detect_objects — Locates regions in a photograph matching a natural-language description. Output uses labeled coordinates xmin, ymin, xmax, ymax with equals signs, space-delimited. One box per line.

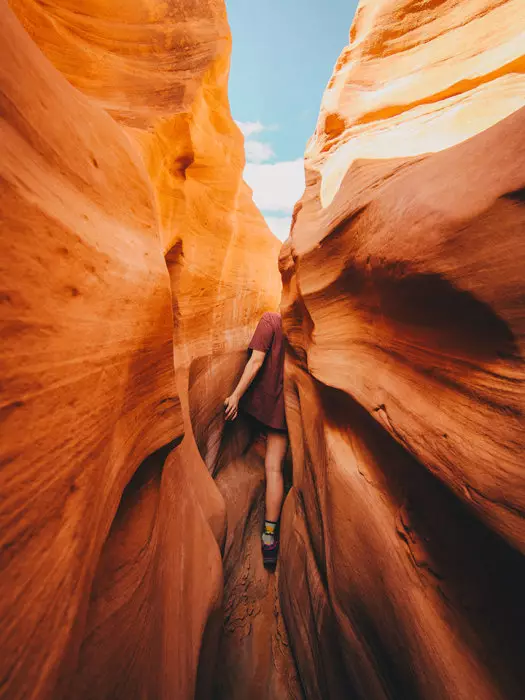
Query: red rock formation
xmin=5 ymin=0 xmax=524 ymax=698
xmin=0 ymin=3 xmax=182 ymax=697
xmin=10 ymin=0 xmax=281 ymax=353
xmin=281 ymin=1 xmax=525 ymax=698
xmin=1 ymin=2 xmax=281 ymax=700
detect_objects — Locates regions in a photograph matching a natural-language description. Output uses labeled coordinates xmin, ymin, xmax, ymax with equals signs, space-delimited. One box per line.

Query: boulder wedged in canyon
xmin=1 ymin=1 xmax=281 ymax=700
xmin=281 ymin=0 xmax=525 ymax=697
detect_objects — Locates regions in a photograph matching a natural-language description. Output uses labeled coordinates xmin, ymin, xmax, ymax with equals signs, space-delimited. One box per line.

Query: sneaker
xmin=262 ymin=535 xmax=279 ymax=568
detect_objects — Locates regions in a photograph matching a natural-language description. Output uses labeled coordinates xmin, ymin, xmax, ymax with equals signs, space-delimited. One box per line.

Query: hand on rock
xmin=224 ymin=394 xmax=239 ymax=421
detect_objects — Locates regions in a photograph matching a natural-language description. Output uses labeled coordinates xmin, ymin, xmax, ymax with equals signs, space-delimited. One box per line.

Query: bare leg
xmin=264 ymin=431 xmax=288 ymax=522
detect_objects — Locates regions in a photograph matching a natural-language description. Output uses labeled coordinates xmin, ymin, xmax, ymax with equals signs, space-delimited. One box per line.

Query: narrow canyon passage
xmin=1 ymin=1 xmax=524 ymax=700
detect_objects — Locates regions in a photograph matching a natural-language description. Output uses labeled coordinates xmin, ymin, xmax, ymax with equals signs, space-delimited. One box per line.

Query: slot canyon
xmin=0 ymin=0 xmax=524 ymax=698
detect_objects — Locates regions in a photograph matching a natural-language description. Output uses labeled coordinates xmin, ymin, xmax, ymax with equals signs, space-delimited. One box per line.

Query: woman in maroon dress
xmin=224 ymin=312 xmax=287 ymax=567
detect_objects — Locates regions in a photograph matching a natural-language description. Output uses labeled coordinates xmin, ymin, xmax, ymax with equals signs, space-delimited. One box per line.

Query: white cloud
xmin=244 ymin=139 xmax=274 ymax=163
xmin=264 ymin=215 xmax=292 ymax=241
xmin=244 ymin=158 xmax=305 ymax=214
xmin=236 ymin=121 xmax=277 ymax=164
xmin=236 ymin=120 xmax=265 ymax=137
xmin=235 ymin=120 xmax=303 ymax=235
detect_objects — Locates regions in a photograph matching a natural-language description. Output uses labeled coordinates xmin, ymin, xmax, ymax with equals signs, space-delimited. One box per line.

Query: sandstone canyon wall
xmin=0 ymin=1 xmax=283 ymax=699
xmin=2 ymin=0 xmax=525 ymax=699
xmin=280 ymin=0 xmax=525 ymax=698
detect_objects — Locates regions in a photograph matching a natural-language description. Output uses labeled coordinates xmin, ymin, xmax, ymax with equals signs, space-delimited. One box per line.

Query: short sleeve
xmin=249 ymin=314 xmax=274 ymax=352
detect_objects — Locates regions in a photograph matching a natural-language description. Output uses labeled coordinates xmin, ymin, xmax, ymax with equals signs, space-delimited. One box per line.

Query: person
xmin=224 ymin=311 xmax=288 ymax=567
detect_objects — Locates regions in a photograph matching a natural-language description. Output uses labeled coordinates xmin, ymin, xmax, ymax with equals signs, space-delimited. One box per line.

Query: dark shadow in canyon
xmin=317 ymin=381 xmax=525 ymax=699
xmin=186 ymin=351 xmax=300 ymax=699
xmin=69 ymin=438 xmax=182 ymax=699
xmin=331 ymin=263 xmax=519 ymax=364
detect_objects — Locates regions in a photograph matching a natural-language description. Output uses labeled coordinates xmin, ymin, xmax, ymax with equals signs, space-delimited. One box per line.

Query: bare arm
xmin=224 ymin=350 xmax=265 ymax=420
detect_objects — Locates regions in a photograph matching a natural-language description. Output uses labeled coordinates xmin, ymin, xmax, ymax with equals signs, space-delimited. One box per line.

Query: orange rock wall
xmin=1 ymin=1 xmax=281 ymax=699
xmin=281 ymin=0 xmax=525 ymax=698
xmin=3 ymin=0 xmax=524 ymax=698
xmin=9 ymin=0 xmax=281 ymax=360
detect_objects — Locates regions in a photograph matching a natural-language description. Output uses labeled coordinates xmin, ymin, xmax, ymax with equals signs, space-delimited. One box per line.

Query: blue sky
xmin=225 ymin=0 xmax=359 ymax=240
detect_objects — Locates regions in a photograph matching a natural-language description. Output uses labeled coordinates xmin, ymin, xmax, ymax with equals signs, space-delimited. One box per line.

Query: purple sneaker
xmin=262 ymin=535 xmax=279 ymax=568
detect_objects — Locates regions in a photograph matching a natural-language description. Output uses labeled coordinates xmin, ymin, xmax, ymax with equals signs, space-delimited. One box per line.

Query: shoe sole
xmin=262 ymin=548 xmax=279 ymax=568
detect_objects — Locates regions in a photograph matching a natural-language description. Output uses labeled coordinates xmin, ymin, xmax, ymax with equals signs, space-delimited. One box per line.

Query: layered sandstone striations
xmin=10 ymin=0 xmax=281 ymax=360
xmin=281 ymin=0 xmax=525 ymax=698
xmin=1 ymin=1 xmax=281 ymax=700
xmin=4 ymin=0 xmax=524 ymax=699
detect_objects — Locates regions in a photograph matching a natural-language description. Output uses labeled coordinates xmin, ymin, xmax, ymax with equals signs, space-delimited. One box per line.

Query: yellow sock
xmin=262 ymin=520 xmax=277 ymax=545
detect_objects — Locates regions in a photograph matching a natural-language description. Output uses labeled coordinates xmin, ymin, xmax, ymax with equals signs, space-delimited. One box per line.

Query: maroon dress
xmin=241 ymin=312 xmax=287 ymax=431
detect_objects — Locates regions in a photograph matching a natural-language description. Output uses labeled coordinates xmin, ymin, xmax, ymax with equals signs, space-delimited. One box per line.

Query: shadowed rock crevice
xmin=332 ymin=265 xmax=520 ymax=361
xmin=319 ymin=383 xmax=525 ymax=696
xmin=279 ymin=489 xmax=352 ymax=700
xmin=70 ymin=439 xmax=181 ymax=699
xmin=187 ymin=352 xmax=300 ymax=699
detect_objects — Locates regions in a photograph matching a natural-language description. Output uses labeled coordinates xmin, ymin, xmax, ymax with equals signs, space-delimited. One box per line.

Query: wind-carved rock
xmin=2 ymin=0 xmax=525 ymax=699
xmin=0 ymin=1 xmax=281 ymax=699
xmin=280 ymin=0 xmax=525 ymax=698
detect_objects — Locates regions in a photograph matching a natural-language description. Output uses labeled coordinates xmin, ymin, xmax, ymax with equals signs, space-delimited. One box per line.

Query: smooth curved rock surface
xmin=11 ymin=0 xmax=282 ymax=355
xmin=0 ymin=3 xmax=182 ymax=697
xmin=305 ymin=0 xmax=525 ymax=215
xmin=1 ymin=1 xmax=281 ymax=699
xmin=5 ymin=0 xmax=524 ymax=698
xmin=281 ymin=1 xmax=525 ymax=698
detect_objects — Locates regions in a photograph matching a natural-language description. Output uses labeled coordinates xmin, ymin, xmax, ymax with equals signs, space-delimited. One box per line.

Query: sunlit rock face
xmin=9 ymin=0 xmax=281 ymax=361
xmin=4 ymin=0 xmax=525 ymax=697
xmin=1 ymin=1 xmax=280 ymax=700
xmin=304 ymin=0 xmax=525 ymax=219
xmin=281 ymin=0 xmax=525 ymax=698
